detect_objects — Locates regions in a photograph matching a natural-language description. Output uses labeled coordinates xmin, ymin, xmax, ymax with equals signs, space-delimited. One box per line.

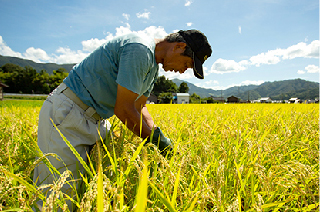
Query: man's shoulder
xmin=125 ymin=32 xmax=151 ymax=41
xmin=121 ymin=33 xmax=155 ymax=51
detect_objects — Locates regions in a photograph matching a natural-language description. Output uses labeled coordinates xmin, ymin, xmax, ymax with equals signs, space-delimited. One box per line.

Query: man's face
xmin=162 ymin=43 xmax=194 ymax=74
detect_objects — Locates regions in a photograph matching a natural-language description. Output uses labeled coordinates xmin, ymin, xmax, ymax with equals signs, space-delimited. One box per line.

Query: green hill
xmin=238 ymin=79 xmax=319 ymax=100
xmin=173 ymin=78 xmax=319 ymax=100
xmin=0 ymin=55 xmax=76 ymax=75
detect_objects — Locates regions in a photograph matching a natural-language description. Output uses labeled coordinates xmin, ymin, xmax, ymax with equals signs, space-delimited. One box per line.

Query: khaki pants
xmin=33 ymin=83 xmax=110 ymax=211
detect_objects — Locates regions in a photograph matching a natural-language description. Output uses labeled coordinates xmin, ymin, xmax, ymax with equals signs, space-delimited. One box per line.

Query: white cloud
xmin=238 ymin=26 xmax=241 ymax=34
xmin=0 ymin=35 xmax=89 ymax=64
xmin=70 ymin=25 xmax=167 ymax=64
xmin=66 ymin=25 xmax=167 ymax=64
xmin=209 ymin=40 xmax=320 ymax=74
xmin=282 ymin=40 xmax=320 ymax=59
xmin=81 ymin=24 xmax=133 ymax=52
xmin=122 ymin=13 xmax=130 ymax=21
xmin=23 ymin=47 xmax=51 ymax=63
xmin=82 ymin=38 xmax=107 ymax=52
xmin=1 ymin=25 xmax=164 ymax=64
xmin=185 ymin=0 xmax=192 ymax=6
xmin=297 ymin=65 xmax=319 ymax=74
xmin=249 ymin=40 xmax=319 ymax=67
xmin=53 ymin=47 xmax=89 ymax=64
xmin=1 ymin=36 xmax=52 ymax=63
xmin=210 ymin=58 xmax=248 ymax=74
xmin=137 ymin=26 xmax=167 ymax=39
xmin=187 ymin=22 xmax=193 ymax=27
xmin=114 ymin=23 xmax=133 ymax=36
xmin=136 ymin=12 xmax=150 ymax=19
xmin=202 ymin=66 xmax=209 ymax=75
xmin=159 ymin=65 xmax=193 ymax=80
xmin=250 ymin=49 xmax=282 ymax=67
xmin=0 ymin=36 xmax=22 ymax=58
xmin=305 ymin=64 xmax=319 ymax=73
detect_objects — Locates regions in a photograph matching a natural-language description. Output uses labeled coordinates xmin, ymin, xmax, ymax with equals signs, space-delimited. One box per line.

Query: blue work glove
xmin=146 ymin=127 xmax=173 ymax=157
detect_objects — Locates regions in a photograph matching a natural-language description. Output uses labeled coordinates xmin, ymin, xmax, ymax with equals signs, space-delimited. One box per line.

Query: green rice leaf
xmin=135 ymin=156 xmax=148 ymax=212
xmin=149 ymin=180 xmax=176 ymax=212
xmin=171 ymin=161 xmax=181 ymax=207
xmin=96 ymin=140 xmax=104 ymax=212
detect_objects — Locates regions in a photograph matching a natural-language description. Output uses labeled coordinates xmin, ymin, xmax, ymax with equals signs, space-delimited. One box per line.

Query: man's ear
xmin=173 ymin=42 xmax=187 ymax=51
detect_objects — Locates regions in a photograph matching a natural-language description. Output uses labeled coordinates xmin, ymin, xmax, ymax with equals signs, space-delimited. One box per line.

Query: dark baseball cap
xmin=178 ymin=30 xmax=212 ymax=79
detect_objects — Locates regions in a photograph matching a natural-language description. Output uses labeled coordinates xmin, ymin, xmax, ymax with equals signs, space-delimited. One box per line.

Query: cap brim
xmin=193 ymin=56 xmax=204 ymax=79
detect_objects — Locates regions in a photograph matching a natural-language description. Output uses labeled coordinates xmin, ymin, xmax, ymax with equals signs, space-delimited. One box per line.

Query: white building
xmin=173 ymin=93 xmax=190 ymax=104
xmin=289 ymin=97 xmax=301 ymax=104
xmin=259 ymin=97 xmax=272 ymax=103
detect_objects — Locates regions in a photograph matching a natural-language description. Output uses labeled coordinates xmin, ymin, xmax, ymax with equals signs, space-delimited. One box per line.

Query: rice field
xmin=0 ymin=100 xmax=319 ymax=211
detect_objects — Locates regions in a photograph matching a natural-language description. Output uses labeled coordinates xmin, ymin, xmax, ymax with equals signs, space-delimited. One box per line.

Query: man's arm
xmin=134 ymin=94 xmax=157 ymax=131
xmin=115 ymin=84 xmax=173 ymax=156
xmin=114 ymin=84 xmax=153 ymax=139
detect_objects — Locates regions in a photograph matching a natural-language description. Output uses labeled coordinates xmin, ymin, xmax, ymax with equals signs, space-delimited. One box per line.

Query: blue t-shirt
xmin=63 ymin=33 xmax=159 ymax=119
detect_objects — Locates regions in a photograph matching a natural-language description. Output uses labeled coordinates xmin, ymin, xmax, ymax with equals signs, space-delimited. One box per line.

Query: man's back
xmin=64 ymin=32 xmax=159 ymax=119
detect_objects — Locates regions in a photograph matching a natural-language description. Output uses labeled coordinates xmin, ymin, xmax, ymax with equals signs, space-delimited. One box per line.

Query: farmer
xmin=33 ymin=29 xmax=212 ymax=211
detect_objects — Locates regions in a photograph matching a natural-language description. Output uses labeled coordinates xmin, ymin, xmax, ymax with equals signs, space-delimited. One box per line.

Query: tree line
xmin=0 ymin=63 xmax=68 ymax=94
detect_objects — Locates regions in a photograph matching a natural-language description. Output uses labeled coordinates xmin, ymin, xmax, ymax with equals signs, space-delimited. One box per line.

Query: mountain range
xmin=172 ymin=78 xmax=319 ymax=100
xmin=0 ymin=55 xmax=75 ymax=75
xmin=1 ymin=55 xmax=319 ymax=100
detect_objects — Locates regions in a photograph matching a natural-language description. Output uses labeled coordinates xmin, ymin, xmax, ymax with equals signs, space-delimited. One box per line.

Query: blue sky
xmin=0 ymin=0 xmax=319 ymax=90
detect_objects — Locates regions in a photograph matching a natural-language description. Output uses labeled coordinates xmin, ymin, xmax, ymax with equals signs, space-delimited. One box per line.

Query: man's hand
xmin=146 ymin=127 xmax=173 ymax=157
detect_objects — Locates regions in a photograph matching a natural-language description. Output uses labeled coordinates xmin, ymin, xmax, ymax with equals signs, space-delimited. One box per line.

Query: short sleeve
xmin=116 ymin=43 xmax=151 ymax=95
xmin=143 ymin=73 xmax=158 ymax=97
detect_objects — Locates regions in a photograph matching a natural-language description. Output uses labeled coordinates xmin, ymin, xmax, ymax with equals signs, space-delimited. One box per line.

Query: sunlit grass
xmin=0 ymin=101 xmax=319 ymax=211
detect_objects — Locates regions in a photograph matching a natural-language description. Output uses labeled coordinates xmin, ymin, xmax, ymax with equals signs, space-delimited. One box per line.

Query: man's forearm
xmin=115 ymin=104 xmax=153 ymax=139
xmin=114 ymin=85 xmax=156 ymax=139
xmin=141 ymin=106 xmax=157 ymax=131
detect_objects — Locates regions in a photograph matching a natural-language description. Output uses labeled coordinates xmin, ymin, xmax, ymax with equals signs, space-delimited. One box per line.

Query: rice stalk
xmin=134 ymin=152 xmax=148 ymax=212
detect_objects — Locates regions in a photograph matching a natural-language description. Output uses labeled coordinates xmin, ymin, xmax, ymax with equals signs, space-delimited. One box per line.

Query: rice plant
xmin=0 ymin=100 xmax=318 ymax=211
